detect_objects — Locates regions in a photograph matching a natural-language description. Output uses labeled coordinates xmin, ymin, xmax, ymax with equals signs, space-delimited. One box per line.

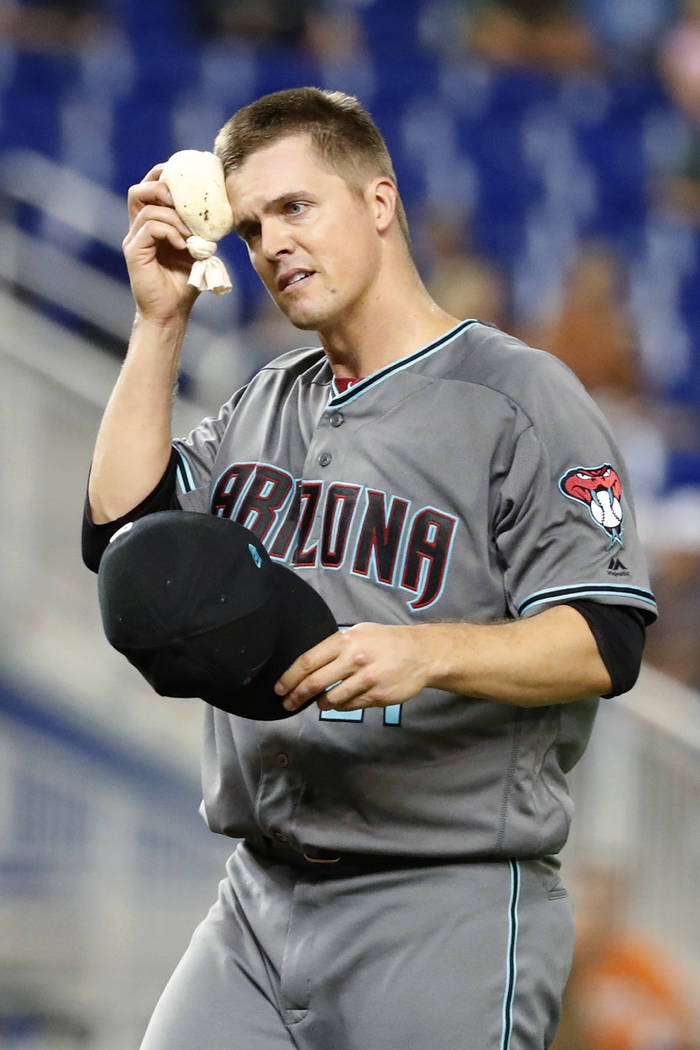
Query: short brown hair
xmin=214 ymin=87 xmax=410 ymax=244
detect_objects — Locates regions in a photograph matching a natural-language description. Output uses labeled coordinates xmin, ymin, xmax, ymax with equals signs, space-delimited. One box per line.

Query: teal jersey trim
xmin=173 ymin=446 xmax=196 ymax=494
xmin=500 ymin=859 xmax=521 ymax=1050
xmin=328 ymin=319 xmax=482 ymax=407
xmin=518 ymin=583 xmax=657 ymax=619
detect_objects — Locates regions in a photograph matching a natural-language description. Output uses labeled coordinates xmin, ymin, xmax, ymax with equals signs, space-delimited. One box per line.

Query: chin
xmin=290 ymin=316 xmax=324 ymax=332
xmin=281 ymin=303 xmax=330 ymax=332
xmin=275 ymin=289 xmax=342 ymax=333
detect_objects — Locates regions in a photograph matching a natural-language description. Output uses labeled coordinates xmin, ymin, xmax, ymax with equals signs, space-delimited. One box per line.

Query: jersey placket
xmin=287 ymin=402 xmax=355 ymax=576
xmin=253 ymin=401 xmax=352 ymax=852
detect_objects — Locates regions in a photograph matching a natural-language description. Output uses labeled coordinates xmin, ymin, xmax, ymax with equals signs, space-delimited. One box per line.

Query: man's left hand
xmin=274 ymin=623 xmax=435 ymax=714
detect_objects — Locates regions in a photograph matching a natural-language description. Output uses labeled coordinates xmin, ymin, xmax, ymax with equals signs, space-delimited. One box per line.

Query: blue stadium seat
xmin=111 ymin=96 xmax=176 ymax=193
xmin=0 ymin=87 xmax=61 ymax=158
xmin=0 ymin=49 xmax=77 ymax=158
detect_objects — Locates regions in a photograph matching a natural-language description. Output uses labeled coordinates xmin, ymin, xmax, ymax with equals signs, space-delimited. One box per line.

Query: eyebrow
xmin=234 ymin=191 xmax=312 ymax=237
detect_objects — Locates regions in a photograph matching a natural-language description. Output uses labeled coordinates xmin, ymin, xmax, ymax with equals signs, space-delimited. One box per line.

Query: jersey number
xmin=320 ymin=705 xmax=402 ymax=726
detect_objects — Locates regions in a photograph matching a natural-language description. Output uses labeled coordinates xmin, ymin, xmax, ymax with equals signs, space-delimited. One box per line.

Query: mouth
xmin=278 ymin=269 xmax=315 ymax=293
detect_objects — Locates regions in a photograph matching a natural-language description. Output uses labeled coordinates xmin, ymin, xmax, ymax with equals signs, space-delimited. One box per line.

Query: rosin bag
xmin=161 ymin=150 xmax=235 ymax=295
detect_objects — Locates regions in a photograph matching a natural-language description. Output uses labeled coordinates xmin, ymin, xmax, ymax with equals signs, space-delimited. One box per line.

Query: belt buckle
xmin=303 ymin=851 xmax=342 ymax=864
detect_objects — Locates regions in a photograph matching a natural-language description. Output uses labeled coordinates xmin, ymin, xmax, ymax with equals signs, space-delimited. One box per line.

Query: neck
xmin=317 ymin=256 xmax=460 ymax=380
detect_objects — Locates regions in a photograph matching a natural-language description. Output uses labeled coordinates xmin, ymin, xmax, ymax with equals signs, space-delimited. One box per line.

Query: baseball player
xmin=83 ymin=88 xmax=657 ymax=1050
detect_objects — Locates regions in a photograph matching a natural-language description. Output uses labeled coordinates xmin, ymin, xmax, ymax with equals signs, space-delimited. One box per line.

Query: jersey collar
xmin=327 ymin=318 xmax=480 ymax=407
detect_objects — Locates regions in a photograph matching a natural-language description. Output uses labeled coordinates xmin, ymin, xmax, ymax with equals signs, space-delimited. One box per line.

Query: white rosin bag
xmin=160 ymin=150 xmax=235 ymax=294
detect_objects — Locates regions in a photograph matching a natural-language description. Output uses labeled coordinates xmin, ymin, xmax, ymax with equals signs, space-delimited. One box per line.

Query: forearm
xmin=422 ymin=605 xmax=611 ymax=706
xmin=276 ymin=605 xmax=613 ymax=714
xmin=88 ymin=314 xmax=187 ymax=523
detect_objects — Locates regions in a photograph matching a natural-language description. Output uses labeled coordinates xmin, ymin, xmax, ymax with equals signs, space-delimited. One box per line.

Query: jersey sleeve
xmin=171 ymin=385 xmax=248 ymax=513
xmin=492 ymin=359 xmax=657 ymax=624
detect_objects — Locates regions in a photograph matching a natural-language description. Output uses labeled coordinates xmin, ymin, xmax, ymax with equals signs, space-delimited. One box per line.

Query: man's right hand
xmin=123 ymin=164 xmax=200 ymax=325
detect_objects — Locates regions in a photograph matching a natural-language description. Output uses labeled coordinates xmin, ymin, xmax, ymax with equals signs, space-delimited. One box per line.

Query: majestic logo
xmin=607 ymin=556 xmax=629 ymax=577
xmin=559 ymin=463 xmax=624 ymax=547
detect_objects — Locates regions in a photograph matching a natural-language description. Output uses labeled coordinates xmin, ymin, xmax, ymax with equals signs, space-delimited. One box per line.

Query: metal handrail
xmin=0 ymin=147 xmax=127 ymax=250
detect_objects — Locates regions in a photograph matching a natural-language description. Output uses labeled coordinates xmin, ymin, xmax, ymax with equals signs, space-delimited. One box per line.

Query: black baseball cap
xmin=97 ymin=510 xmax=337 ymax=720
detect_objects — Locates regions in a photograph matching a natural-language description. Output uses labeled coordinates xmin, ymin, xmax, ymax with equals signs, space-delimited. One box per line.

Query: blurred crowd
xmin=1 ymin=0 xmax=699 ymax=89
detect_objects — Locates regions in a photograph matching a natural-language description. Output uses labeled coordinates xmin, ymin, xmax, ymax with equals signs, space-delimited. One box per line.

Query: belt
xmin=243 ymin=835 xmax=464 ymax=877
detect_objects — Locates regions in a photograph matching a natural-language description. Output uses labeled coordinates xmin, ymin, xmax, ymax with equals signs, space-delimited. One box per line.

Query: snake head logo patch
xmin=559 ymin=463 xmax=624 ymax=547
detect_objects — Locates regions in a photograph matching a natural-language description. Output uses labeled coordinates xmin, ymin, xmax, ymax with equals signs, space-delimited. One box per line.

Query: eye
xmin=286 ymin=201 xmax=307 ymax=216
xmin=576 ymin=472 xmax=592 ymax=480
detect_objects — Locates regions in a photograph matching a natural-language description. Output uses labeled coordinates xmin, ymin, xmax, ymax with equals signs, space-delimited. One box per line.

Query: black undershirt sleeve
xmin=565 ymin=599 xmax=648 ymax=699
xmin=81 ymin=449 xmax=181 ymax=573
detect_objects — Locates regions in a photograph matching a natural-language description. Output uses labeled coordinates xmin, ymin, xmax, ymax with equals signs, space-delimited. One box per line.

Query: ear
xmin=368 ymin=177 xmax=398 ymax=234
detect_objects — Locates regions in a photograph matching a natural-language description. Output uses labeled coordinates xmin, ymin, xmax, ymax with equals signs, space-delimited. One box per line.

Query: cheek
xmin=345 ymin=232 xmax=380 ymax=291
xmin=329 ymin=219 xmax=378 ymax=282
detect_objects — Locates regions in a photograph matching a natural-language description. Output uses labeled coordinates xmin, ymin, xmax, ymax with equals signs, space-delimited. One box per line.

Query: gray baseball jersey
xmin=172 ymin=319 xmax=656 ymax=862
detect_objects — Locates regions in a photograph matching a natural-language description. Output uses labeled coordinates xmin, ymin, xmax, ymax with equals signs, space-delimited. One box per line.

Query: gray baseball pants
xmin=140 ymin=842 xmax=574 ymax=1050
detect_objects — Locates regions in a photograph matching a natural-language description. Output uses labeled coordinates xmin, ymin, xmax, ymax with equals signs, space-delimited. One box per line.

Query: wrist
xmin=417 ymin=622 xmax=473 ymax=691
xmin=132 ymin=308 xmax=191 ymax=338
xmin=129 ymin=313 xmax=190 ymax=379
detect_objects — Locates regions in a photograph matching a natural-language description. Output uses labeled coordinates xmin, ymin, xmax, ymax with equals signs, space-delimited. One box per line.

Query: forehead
xmin=225 ymin=133 xmax=353 ymax=218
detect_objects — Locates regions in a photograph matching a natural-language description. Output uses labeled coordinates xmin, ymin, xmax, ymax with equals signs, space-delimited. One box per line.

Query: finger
xmin=274 ymin=633 xmax=344 ymax=697
xmin=279 ymin=649 xmax=353 ymax=709
xmin=277 ymin=655 xmax=346 ymax=713
xmin=123 ymin=218 xmax=190 ymax=257
xmin=143 ymin=163 xmax=166 ymax=182
xmin=315 ymin=679 xmax=374 ymax=711
xmin=282 ymin=654 xmax=380 ymax=712
xmin=125 ymin=205 xmax=192 ymax=245
xmin=127 ymin=179 xmax=175 ymax=222
xmin=131 ymin=202 xmax=192 ymax=239
xmin=281 ymin=665 xmax=347 ymax=712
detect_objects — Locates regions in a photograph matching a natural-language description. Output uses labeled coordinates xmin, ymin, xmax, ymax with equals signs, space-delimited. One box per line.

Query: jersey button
xmin=276 ymin=753 xmax=290 ymax=767
xmin=318 ymin=451 xmax=332 ymax=467
xmin=329 ymin=412 xmax=344 ymax=428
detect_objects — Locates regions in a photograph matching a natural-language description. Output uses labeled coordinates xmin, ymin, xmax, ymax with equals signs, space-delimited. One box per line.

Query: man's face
xmin=226 ymin=134 xmax=383 ymax=332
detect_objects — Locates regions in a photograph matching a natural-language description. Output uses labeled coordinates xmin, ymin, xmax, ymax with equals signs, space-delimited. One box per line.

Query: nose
xmin=260 ymin=217 xmax=293 ymax=260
